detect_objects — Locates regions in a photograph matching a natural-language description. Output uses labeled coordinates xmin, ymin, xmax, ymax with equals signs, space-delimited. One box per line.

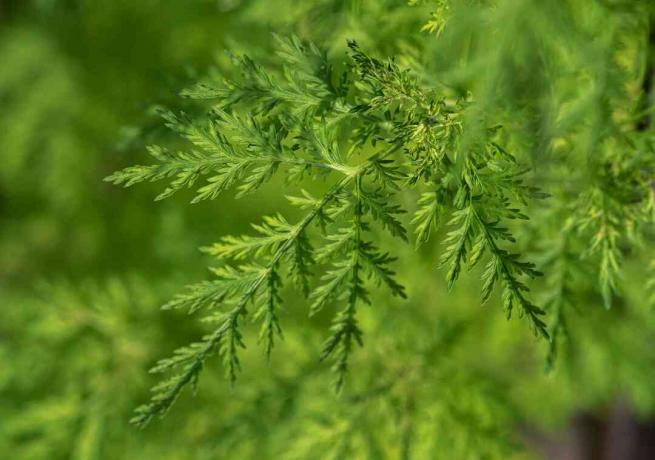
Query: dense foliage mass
xmin=2 ymin=1 xmax=655 ymax=459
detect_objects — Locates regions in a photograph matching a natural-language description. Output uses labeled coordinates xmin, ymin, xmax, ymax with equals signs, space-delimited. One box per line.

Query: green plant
xmin=3 ymin=0 xmax=655 ymax=458
xmin=109 ymin=18 xmax=654 ymax=424
xmin=108 ymin=2 xmax=653 ymax=442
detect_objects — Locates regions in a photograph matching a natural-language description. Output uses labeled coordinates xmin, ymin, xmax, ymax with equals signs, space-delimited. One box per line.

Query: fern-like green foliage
xmin=5 ymin=0 xmax=655 ymax=457
xmin=108 ymin=35 xmax=550 ymax=426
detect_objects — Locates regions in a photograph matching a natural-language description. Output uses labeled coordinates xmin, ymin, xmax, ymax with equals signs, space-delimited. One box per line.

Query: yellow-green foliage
xmin=2 ymin=1 xmax=655 ymax=459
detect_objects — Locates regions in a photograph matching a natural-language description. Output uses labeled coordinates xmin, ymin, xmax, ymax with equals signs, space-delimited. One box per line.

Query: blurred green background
xmin=1 ymin=1 xmax=654 ymax=459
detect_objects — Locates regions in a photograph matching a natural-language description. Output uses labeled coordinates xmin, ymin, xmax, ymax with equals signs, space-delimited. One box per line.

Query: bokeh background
xmin=1 ymin=1 xmax=654 ymax=459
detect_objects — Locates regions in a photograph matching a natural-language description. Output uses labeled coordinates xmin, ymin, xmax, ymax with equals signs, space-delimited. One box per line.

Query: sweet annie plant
xmin=107 ymin=1 xmax=655 ymax=429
